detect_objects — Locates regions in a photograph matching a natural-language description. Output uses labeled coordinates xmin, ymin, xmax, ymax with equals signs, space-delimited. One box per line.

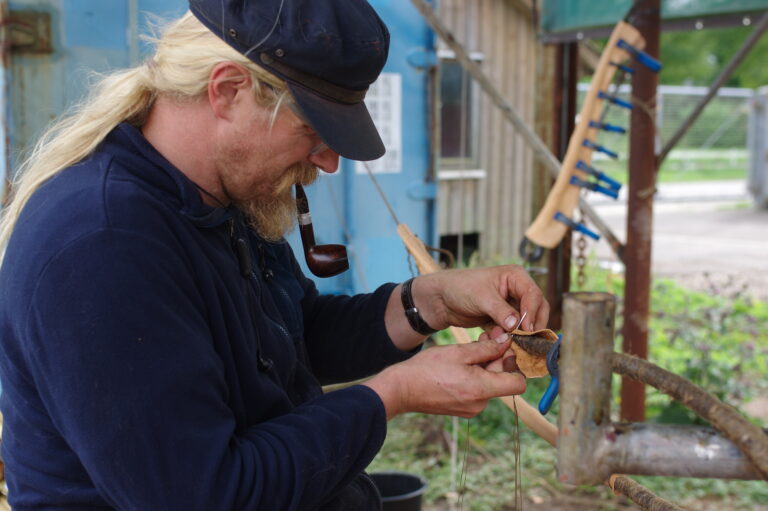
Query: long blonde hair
xmin=0 ymin=12 xmax=289 ymax=254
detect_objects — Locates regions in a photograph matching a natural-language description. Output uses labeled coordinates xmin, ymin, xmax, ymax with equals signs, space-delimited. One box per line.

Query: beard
xmin=237 ymin=161 xmax=319 ymax=241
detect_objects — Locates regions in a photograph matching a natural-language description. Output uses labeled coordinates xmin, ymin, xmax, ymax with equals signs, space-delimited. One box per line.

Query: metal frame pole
xmin=657 ymin=11 xmax=768 ymax=166
xmin=621 ymin=0 xmax=660 ymax=422
xmin=545 ymin=42 xmax=578 ymax=330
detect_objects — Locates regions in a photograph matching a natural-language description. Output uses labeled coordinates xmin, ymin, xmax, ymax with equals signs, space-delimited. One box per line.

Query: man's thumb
xmin=464 ymin=335 xmax=509 ymax=365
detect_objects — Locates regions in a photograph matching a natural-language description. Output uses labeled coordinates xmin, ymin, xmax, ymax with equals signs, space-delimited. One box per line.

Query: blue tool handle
xmin=597 ymin=172 xmax=622 ymax=191
xmin=617 ymin=38 xmax=662 ymax=72
xmin=597 ymin=91 xmax=633 ymax=110
xmin=575 ymin=223 xmax=600 ymax=240
xmin=570 ymin=175 xmax=619 ymax=200
xmin=538 ymin=376 xmax=559 ymax=415
xmin=593 ymin=182 xmax=619 ymax=199
xmin=582 ymin=139 xmax=619 ymax=159
xmin=610 ymin=61 xmax=635 ymax=74
xmin=553 ymin=212 xmax=601 ymax=240
xmin=588 ymin=120 xmax=626 ymax=134
xmin=575 ymin=160 xmax=623 ymax=191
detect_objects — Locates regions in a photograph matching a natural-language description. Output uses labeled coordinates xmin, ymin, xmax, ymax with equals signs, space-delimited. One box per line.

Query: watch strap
xmin=401 ymin=277 xmax=439 ymax=336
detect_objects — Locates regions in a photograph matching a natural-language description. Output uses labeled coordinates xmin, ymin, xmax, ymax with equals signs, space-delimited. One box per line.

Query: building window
xmin=438 ymin=52 xmax=482 ymax=167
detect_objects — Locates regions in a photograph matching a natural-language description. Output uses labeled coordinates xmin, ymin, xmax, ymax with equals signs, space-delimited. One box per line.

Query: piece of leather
xmin=508 ymin=328 xmax=558 ymax=379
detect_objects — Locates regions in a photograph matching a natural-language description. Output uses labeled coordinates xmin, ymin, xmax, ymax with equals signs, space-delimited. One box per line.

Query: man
xmin=0 ymin=1 xmax=549 ymax=509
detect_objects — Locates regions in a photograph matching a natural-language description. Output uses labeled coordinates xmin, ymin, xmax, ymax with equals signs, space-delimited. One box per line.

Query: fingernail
xmin=504 ymin=315 xmax=517 ymax=330
xmin=494 ymin=333 xmax=509 ymax=344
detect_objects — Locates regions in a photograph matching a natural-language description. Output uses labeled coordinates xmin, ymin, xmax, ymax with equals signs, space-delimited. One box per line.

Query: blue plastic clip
xmin=588 ymin=120 xmax=626 ymax=134
xmin=582 ymin=139 xmax=618 ymax=159
xmin=538 ymin=335 xmax=562 ymax=415
xmin=597 ymin=90 xmax=634 ymax=110
xmin=570 ymin=175 xmax=619 ymax=200
xmin=616 ymin=39 xmax=662 ymax=73
xmin=575 ymin=160 xmax=622 ymax=191
xmin=553 ymin=212 xmax=600 ymax=240
xmin=610 ymin=61 xmax=635 ymax=74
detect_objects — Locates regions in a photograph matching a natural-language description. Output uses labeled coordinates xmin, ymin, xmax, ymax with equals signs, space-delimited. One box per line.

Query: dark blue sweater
xmin=0 ymin=123 xmax=412 ymax=510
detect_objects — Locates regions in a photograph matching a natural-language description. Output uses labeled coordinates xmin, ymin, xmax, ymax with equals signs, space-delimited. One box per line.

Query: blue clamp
xmin=588 ymin=120 xmax=626 ymax=134
xmin=582 ymin=139 xmax=618 ymax=159
xmin=597 ymin=90 xmax=634 ymax=110
xmin=570 ymin=175 xmax=620 ymax=200
xmin=610 ymin=61 xmax=635 ymax=75
xmin=538 ymin=335 xmax=562 ymax=415
xmin=616 ymin=39 xmax=662 ymax=73
xmin=576 ymin=160 xmax=622 ymax=192
xmin=553 ymin=212 xmax=600 ymax=240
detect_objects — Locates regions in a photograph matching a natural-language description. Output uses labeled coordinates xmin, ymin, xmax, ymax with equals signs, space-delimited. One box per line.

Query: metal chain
xmin=576 ymin=233 xmax=588 ymax=289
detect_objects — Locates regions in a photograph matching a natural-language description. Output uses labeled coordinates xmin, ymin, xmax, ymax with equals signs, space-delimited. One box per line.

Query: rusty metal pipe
xmin=622 ymin=0 xmax=660 ymax=422
xmin=295 ymin=184 xmax=349 ymax=278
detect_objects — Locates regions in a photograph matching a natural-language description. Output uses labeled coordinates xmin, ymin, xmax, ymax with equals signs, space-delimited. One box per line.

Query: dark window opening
xmin=439 ymin=232 xmax=480 ymax=268
xmin=439 ymin=59 xmax=476 ymax=164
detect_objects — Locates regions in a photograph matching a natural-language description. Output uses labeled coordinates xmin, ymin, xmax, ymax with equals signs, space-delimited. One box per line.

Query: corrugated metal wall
xmin=435 ymin=0 xmax=538 ymax=262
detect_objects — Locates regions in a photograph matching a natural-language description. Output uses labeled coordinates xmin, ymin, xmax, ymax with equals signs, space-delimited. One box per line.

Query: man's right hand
xmin=362 ymin=335 xmax=526 ymax=420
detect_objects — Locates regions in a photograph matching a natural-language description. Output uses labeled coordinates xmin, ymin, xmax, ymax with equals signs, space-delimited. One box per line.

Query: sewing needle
xmin=513 ymin=311 xmax=528 ymax=332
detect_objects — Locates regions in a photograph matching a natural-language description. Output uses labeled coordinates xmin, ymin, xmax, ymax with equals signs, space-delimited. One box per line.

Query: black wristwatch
xmin=401 ymin=277 xmax=439 ymax=336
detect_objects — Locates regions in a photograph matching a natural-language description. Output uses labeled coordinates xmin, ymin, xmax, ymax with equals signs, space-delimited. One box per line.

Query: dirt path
xmin=590 ymin=194 xmax=768 ymax=301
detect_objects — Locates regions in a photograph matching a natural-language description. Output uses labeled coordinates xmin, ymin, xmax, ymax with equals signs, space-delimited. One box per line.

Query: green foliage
xmin=574 ymin=265 xmax=768 ymax=427
xmin=370 ymin=266 xmax=768 ymax=509
xmin=660 ymin=26 xmax=768 ymax=89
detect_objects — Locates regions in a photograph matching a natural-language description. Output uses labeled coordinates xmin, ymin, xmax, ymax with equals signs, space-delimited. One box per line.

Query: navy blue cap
xmin=189 ymin=0 xmax=389 ymax=161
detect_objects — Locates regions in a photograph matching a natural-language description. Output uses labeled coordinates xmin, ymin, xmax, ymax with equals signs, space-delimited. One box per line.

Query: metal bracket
xmin=6 ymin=11 xmax=53 ymax=54
xmin=405 ymin=47 xmax=437 ymax=69
xmin=407 ymin=180 xmax=437 ymax=200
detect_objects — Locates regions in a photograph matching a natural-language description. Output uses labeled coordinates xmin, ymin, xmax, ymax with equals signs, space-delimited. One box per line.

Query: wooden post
xmin=557 ymin=292 xmax=616 ymax=485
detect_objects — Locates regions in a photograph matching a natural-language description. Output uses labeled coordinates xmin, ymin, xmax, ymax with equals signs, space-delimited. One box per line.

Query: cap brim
xmin=287 ymin=82 xmax=385 ymax=162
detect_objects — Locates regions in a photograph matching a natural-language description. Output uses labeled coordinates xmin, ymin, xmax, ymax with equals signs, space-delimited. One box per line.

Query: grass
xmin=368 ymin=266 xmax=768 ymax=510
xmin=591 ymin=148 xmax=749 ymax=184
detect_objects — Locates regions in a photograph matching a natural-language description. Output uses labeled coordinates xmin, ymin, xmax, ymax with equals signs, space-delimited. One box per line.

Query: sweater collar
xmin=108 ymin=123 xmax=235 ymax=228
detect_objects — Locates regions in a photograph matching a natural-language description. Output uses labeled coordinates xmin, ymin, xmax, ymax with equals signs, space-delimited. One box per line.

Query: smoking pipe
xmin=295 ymin=184 xmax=349 ymax=278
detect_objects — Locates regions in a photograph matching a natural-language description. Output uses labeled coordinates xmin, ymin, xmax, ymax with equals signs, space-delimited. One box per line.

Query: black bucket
xmin=370 ymin=471 xmax=428 ymax=511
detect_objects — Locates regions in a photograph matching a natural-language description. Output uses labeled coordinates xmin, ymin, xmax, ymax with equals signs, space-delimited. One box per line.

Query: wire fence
xmin=577 ymin=83 xmax=753 ymax=178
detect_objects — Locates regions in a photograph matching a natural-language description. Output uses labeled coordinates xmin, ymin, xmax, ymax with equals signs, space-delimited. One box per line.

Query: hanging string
xmin=194 ymin=182 xmax=228 ymax=208
xmin=361 ymin=161 xmax=401 ymax=226
xmin=512 ymin=396 xmax=523 ymax=510
xmin=456 ymin=418 xmax=471 ymax=511
xmin=451 ymin=13 xmax=474 ymax=507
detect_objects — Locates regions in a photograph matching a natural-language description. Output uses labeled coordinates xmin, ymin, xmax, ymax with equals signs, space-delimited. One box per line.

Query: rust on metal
xmin=6 ymin=10 xmax=52 ymax=54
xmin=545 ymin=42 xmax=578 ymax=331
xmin=621 ymin=0 xmax=660 ymax=423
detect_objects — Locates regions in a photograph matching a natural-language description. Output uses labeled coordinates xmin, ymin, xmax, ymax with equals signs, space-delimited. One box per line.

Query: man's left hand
xmin=415 ymin=265 xmax=549 ymax=332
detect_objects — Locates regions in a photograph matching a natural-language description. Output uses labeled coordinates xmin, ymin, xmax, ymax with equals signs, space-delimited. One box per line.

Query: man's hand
xmin=363 ymin=335 xmax=526 ymax=420
xmin=415 ymin=265 xmax=549 ymax=333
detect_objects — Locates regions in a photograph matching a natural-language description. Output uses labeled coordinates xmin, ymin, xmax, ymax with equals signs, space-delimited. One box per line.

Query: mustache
xmin=273 ymin=162 xmax=318 ymax=196
xmin=238 ymin=162 xmax=320 ymax=242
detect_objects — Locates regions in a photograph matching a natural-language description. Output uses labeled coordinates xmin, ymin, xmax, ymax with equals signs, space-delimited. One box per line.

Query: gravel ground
xmin=588 ymin=191 xmax=768 ymax=302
